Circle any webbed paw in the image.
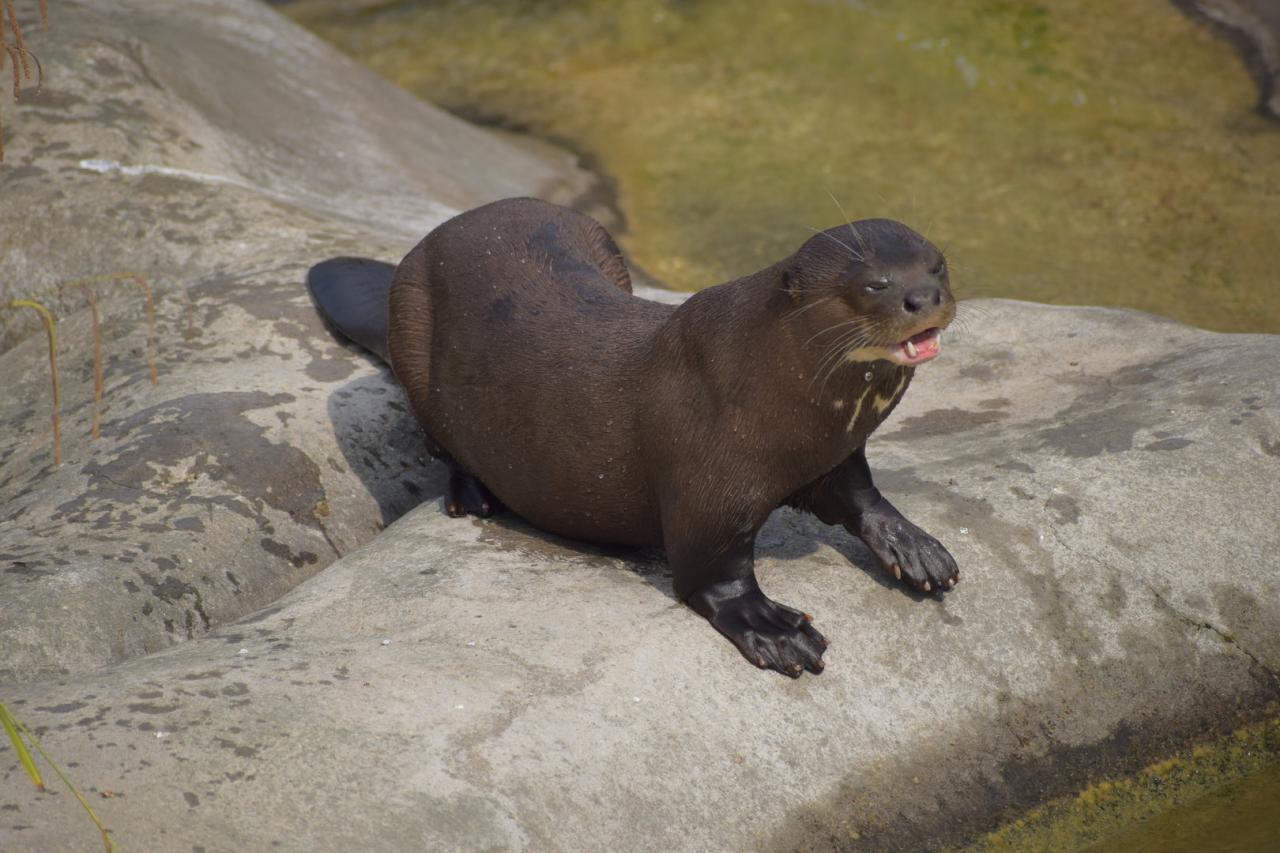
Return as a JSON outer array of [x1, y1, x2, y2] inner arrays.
[[689, 583, 827, 677], [852, 500, 959, 593]]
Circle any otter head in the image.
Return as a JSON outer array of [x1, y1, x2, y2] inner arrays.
[[785, 218, 956, 367]]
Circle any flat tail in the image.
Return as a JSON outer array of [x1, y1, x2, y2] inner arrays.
[[306, 257, 394, 363]]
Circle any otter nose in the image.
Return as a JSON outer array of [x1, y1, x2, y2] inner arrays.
[[903, 285, 941, 314]]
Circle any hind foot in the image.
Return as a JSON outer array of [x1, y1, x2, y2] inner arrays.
[[446, 468, 501, 518]]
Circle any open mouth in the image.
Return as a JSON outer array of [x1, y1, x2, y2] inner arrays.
[[890, 327, 943, 365]]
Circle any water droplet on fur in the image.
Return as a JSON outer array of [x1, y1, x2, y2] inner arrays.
[[864, 371, 873, 381]]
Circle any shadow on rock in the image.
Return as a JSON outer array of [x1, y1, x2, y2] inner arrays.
[[306, 255, 449, 526], [472, 511, 677, 602], [324, 366, 445, 527], [758, 494, 959, 604]]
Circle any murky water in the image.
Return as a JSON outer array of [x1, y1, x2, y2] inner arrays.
[[288, 0, 1280, 333], [1085, 761, 1280, 853], [965, 733, 1280, 853]]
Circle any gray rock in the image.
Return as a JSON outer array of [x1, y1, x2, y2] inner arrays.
[[0, 0, 599, 681], [0, 0, 595, 350], [2, 299, 1278, 851], [2, 1, 1278, 851]]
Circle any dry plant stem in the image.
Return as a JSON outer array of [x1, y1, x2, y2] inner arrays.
[[6, 299, 61, 466], [88, 288, 103, 439], [5, 43, 20, 98], [64, 272, 162, 384], [23, 45, 40, 94], [2, 0, 45, 163], [4, 0, 31, 79]]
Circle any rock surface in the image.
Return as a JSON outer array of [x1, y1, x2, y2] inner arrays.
[[0, 0, 598, 681], [0, 0, 595, 349], [3, 299, 1278, 852], [2, 1, 1279, 851]]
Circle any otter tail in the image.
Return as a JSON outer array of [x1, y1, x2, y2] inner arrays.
[[306, 257, 395, 363]]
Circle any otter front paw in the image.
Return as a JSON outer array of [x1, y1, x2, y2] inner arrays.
[[853, 499, 959, 593], [688, 583, 828, 677]]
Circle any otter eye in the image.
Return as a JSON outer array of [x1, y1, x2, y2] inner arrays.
[[863, 277, 891, 293], [931, 259, 947, 276]]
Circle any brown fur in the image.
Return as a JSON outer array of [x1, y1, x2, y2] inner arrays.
[[382, 197, 958, 676]]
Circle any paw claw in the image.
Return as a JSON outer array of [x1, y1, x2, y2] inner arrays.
[[856, 508, 958, 596], [696, 586, 828, 677]]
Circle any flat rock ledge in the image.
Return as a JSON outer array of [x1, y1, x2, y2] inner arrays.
[[2, 1, 1279, 851]]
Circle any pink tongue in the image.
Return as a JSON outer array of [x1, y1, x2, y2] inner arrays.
[[898, 329, 941, 362], [912, 332, 939, 358]]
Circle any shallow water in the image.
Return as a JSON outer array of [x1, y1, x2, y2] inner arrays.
[[1086, 761, 1280, 853], [289, 0, 1280, 332], [966, 736, 1280, 853]]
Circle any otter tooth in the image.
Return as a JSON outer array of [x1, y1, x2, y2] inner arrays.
[[905, 340, 918, 358]]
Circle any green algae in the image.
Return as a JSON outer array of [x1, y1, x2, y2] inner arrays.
[[963, 717, 1280, 852], [1086, 762, 1280, 853], [287, 0, 1280, 333]]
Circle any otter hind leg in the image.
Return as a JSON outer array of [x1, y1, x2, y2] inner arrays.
[[445, 463, 502, 519], [386, 245, 501, 518]]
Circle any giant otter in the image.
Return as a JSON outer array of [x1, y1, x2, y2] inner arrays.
[[308, 197, 958, 677]]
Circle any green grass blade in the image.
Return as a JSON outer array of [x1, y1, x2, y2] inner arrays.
[[13, 716, 121, 853], [0, 700, 45, 791], [1, 700, 121, 852]]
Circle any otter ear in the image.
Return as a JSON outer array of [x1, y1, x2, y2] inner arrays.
[[781, 268, 801, 296]]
